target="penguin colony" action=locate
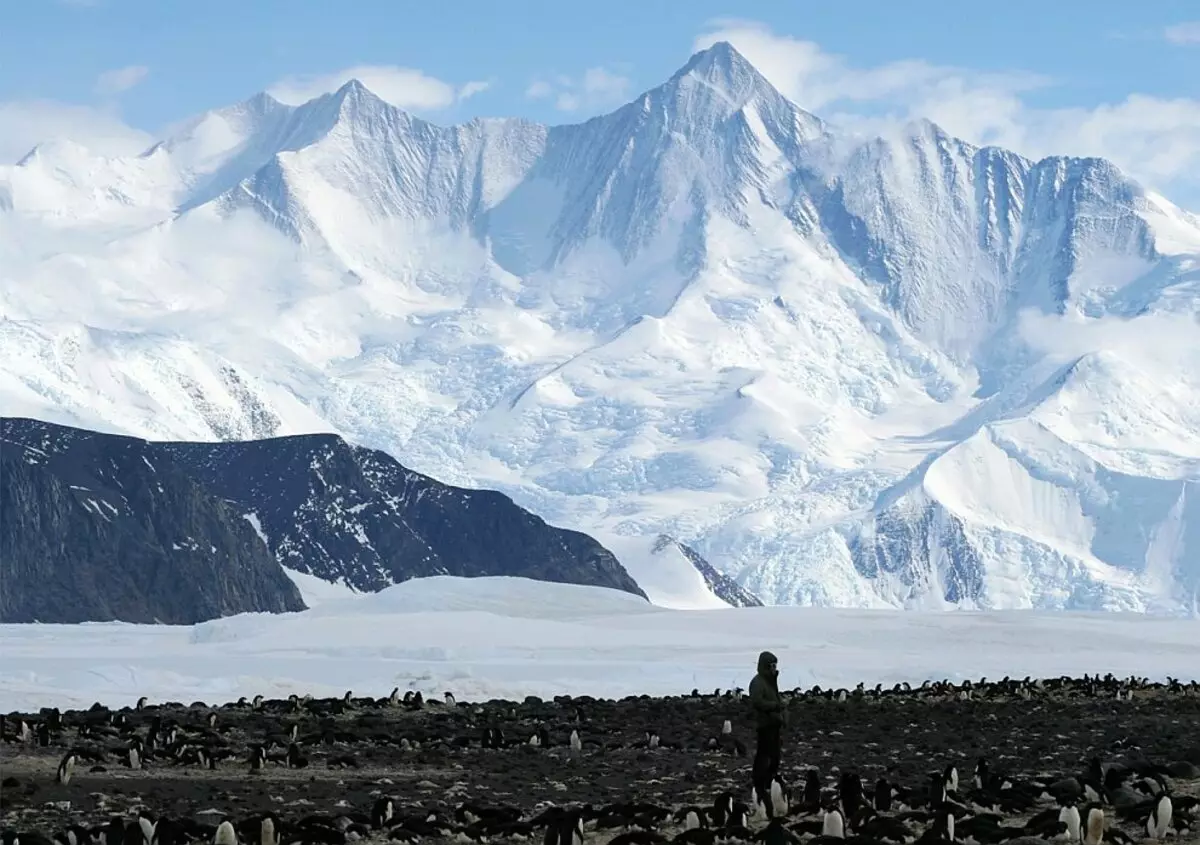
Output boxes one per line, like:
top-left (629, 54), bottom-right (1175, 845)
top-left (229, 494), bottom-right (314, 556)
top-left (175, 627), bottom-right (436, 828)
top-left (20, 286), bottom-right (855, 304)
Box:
top-left (2, 675), bottom-right (1199, 845)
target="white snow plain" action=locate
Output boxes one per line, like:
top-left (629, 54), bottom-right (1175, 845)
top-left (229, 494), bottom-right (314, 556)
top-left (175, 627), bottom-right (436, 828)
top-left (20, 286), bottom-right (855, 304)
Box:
top-left (0, 576), bottom-right (1197, 713)
top-left (3, 43), bottom-right (1200, 613)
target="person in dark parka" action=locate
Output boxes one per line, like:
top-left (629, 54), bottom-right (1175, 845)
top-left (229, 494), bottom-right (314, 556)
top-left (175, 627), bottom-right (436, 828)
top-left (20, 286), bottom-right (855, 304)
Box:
top-left (749, 650), bottom-right (786, 814)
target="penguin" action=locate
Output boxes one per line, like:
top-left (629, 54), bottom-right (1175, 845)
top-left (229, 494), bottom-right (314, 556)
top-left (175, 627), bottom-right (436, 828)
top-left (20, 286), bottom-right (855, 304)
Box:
top-left (770, 778), bottom-right (789, 818)
top-left (372, 798), bottom-right (396, 829)
top-left (137, 811), bottom-right (156, 845)
top-left (213, 821), bottom-right (237, 845)
top-left (251, 695), bottom-right (264, 710)
top-left (1059, 805), bottom-right (1081, 843)
top-left (721, 720), bottom-right (732, 736)
top-left (944, 764), bottom-right (959, 795)
top-left (125, 743), bottom-right (142, 771)
top-left (101, 816), bottom-right (126, 845)
top-left (56, 750), bottom-right (78, 785)
top-left (710, 792), bottom-right (736, 828)
top-left (257, 814), bottom-right (280, 845)
top-left (389, 687), bottom-right (400, 705)
top-left (286, 743), bottom-right (308, 769)
top-left (568, 729), bottom-right (582, 752)
top-left (56, 825), bottom-right (92, 845)
top-left (248, 745), bottom-right (267, 772)
top-left (153, 817), bottom-right (186, 845)
top-left (839, 771), bottom-right (865, 819)
top-left (444, 692), bottom-right (457, 707)
top-left (873, 777), bottom-right (892, 812)
top-left (136, 696), bottom-right (148, 711)
top-left (36, 721), bottom-right (51, 747)
top-left (821, 809), bottom-right (845, 839)
top-left (1083, 806), bottom-right (1104, 845)
top-left (544, 810), bottom-right (584, 845)
top-left (1147, 795), bottom-right (1172, 841)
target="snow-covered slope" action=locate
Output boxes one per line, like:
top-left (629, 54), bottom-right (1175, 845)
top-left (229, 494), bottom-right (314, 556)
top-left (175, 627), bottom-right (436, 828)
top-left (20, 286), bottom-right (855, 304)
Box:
top-left (2, 575), bottom-right (1198, 711)
top-left (2, 42), bottom-right (1200, 613)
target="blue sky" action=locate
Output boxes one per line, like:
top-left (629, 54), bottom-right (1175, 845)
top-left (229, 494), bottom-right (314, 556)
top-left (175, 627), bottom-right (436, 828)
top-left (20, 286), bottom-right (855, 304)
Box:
top-left (2, 0), bottom-right (1199, 204)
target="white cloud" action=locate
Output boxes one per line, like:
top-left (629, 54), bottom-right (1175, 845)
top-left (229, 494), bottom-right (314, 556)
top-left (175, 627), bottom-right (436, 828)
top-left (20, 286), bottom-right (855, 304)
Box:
top-left (267, 65), bottom-right (489, 110)
top-left (525, 67), bottom-right (631, 113)
top-left (0, 100), bottom-right (152, 164)
top-left (693, 19), bottom-right (1200, 207)
top-left (1164, 22), bottom-right (1200, 44)
top-left (94, 65), bottom-right (149, 96)
top-left (1017, 309), bottom-right (1200, 372)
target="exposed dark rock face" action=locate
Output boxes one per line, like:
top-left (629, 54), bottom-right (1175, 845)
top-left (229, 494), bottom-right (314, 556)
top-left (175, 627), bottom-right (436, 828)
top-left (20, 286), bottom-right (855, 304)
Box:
top-left (158, 433), bottom-right (648, 599)
top-left (0, 418), bottom-right (306, 624)
top-left (652, 534), bottom-right (764, 607)
top-left (1, 418), bottom-right (649, 623)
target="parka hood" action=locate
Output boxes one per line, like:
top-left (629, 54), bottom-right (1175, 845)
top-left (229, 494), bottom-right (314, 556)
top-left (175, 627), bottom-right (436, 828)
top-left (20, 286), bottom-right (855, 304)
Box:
top-left (757, 651), bottom-right (778, 674)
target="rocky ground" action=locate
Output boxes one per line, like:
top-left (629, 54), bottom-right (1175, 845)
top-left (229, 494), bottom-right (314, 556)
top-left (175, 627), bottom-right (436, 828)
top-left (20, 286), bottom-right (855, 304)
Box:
top-left (2, 681), bottom-right (1199, 844)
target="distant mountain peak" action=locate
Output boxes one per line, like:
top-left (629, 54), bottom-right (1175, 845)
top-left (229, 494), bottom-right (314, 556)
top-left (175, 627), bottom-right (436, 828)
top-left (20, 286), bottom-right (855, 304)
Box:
top-left (675, 41), bottom-right (760, 89)
top-left (657, 40), bottom-right (810, 121)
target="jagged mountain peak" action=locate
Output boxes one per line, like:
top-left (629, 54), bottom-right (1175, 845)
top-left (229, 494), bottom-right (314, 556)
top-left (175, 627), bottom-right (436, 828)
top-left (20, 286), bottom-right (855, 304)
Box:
top-left (670, 41), bottom-right (778, 103)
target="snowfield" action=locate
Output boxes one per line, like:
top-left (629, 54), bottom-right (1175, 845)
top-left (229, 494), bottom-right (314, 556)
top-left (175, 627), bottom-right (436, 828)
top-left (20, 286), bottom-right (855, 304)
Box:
top-left (0, 576), bottom-right (1197, 713)
top-left (2, 43), bottom-right (1200, 612)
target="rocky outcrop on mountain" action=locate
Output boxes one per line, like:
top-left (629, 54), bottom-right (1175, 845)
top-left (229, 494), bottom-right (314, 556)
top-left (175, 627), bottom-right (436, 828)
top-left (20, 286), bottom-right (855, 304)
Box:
top-left (0, 417), bottom-right (648, 623)
top-left (0, 417), bottom-right (305, 623)
top-left (158, 434), bottom-right (647, 598)
top-left (652, 535), bottom-right (763, 607)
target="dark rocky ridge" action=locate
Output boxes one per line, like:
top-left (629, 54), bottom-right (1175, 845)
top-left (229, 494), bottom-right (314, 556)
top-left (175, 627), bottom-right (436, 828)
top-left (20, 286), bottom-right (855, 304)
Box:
top-left (156, 433), bottom-right (647, 598)
top-left (0, 418), bottom-right (305, 624)
top-left (653, 534), bottom-right (764, 607)
top-left (0, 416), bottom-right (647, 624)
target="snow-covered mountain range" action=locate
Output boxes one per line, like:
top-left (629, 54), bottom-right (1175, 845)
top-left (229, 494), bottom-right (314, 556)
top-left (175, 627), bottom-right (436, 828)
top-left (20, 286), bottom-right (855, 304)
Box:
top-left (3, 42), bottom-right (1199, 613)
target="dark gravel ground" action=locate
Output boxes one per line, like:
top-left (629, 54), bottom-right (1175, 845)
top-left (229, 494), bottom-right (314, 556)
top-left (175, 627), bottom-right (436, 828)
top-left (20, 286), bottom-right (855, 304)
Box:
top-left (2, 682), bottom-right (1199, 844)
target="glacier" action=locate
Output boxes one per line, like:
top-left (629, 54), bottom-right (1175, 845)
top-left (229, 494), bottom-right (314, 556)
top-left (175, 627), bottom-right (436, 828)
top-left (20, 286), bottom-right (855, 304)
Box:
top-left (2, 41), bottom-right (1199, 613)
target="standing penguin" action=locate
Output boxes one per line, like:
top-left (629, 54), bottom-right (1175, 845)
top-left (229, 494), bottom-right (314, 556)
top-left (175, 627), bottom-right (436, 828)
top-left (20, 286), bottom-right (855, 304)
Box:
top-left (1147, 795), bottom-right (1173, 841)
top-left (56, 751), bottom-right (77, 785)
top-left (212, 821), bottom-right (237, 845)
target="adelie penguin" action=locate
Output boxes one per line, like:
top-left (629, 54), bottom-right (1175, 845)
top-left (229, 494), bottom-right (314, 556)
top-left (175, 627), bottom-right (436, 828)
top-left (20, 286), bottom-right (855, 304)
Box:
top-left (1147, 795), bottom-right (1173, 841)
top-left (213, 821), bottom-right (238, 845)
top-left (136, 810), bottom-right (156, 845)
top-left (124, 738), bottom-right (143, 770)
top-left (1058, 804), bottom-right (1082, 843)
top-left (543, 810), bottom-right (584, 845)
top-left (821, 808), bottom-right (845, 838)
top-left (371, 798), bottom-right (396, 829)
top-left (56, 750), bottom-right (78, 785)
top-left (1083, 806), bottom-right (1105, 845)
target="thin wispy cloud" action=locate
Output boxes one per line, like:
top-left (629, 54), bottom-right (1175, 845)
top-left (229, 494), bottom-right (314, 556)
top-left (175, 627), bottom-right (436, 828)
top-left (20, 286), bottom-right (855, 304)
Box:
top-left (0, 100), bottom-right (152, 163)
top-left (268, 65), bottom-right (489, 110)
top-left (94, 65), bottom-right (149, 96)
top-left (525, 67), bottom-right (631, 113)
top-left (1164, 22), bottom-right (1200, 44)
top-left (693, 18), bottom-right (1200, 204)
